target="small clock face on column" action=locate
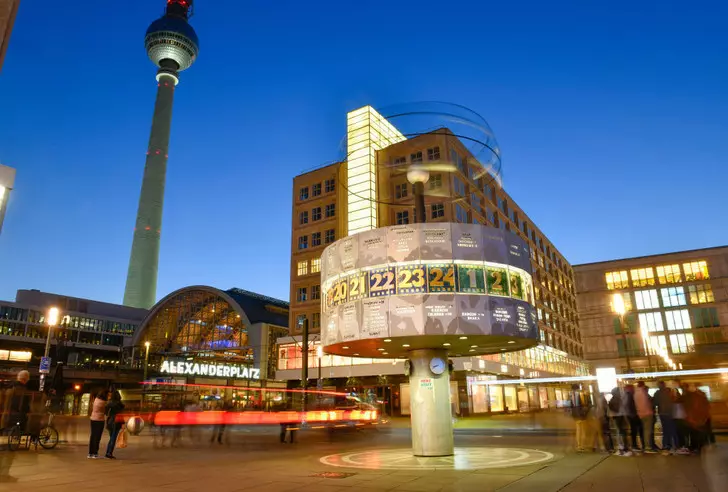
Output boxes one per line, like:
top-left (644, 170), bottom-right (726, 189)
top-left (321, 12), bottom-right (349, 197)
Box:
top-left (429, 357), bottom-right (446, 375)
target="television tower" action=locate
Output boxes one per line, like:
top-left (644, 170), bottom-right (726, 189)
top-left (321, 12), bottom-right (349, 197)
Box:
top-left (124, 0), bottom-right (199, 309)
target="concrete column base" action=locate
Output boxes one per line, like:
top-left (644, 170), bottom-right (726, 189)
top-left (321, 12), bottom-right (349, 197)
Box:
top-left (408, 348), bottom-right (454, 457)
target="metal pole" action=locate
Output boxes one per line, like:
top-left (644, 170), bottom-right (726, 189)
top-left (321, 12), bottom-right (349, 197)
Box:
top-left (144, 343), bottom-right (150, 381)
top-left (413, 181), bottom-right (426, 223)
top-left (39, 325), bottom-right (53, 392)
top-left (620, 314), bottom-right (632, 372)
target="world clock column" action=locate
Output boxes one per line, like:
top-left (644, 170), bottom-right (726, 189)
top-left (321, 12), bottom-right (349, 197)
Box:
top-left (408, 348), bottom-right (454, 456)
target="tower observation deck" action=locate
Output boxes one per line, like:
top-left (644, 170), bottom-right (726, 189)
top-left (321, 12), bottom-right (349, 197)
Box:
top-left (123, 0), bottom-right (199, 309)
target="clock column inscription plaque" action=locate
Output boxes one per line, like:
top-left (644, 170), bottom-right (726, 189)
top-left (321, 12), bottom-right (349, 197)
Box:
top-left (408, 348), bottom-right (454, 456)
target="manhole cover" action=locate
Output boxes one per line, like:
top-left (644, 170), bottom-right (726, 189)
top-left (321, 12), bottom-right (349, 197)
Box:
top-left (311, 472), bottom-right (357, 479)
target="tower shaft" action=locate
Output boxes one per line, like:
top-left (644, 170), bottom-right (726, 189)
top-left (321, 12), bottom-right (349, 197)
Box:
top-left (123, 70), bottom-right (177, 309)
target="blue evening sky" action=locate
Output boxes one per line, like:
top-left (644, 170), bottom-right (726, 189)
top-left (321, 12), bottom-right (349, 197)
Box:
top-left (0, 1), bottom-right (726, 305)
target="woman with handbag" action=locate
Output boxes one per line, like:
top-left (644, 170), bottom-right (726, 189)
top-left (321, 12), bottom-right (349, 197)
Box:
top-left (104, 390), bottom-right (125, 459)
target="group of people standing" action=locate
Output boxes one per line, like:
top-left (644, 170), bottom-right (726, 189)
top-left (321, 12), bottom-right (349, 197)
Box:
top-left (572, 380), bottom-right (713, 456)
top-left (88, 389), bottom-right (125, 459)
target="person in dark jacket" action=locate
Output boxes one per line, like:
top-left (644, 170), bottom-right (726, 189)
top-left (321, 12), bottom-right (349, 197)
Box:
top-left (624, 385), bottom-right (644, 452)
top-left (6, 371), bottom-right (31, 431)
top-left (104, 390), bottom-right (125, 459)
top-left (653, 381), bottom-right (676, 453)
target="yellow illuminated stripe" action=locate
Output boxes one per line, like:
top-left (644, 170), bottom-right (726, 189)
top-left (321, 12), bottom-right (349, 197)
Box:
top-left (473, 367), bottom-right (728, 386)
top-left (346, 106), bottom-right (406, 235)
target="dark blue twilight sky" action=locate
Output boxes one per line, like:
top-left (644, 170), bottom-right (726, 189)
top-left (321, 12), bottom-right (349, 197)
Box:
top-left (0, 1), bottom-right (726, 305)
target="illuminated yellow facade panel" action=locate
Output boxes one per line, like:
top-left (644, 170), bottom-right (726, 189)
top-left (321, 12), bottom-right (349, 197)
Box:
top-left (656, 264), bottom-right (682, 284)
top-left (605, 270), bottom-right (629, 290)
top-left (630, 267), bottom-right (655, 287)
top-left (683, 260), bottom-right (709, 281)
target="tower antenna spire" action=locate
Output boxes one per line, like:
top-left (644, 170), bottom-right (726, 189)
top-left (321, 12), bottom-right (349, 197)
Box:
top-left (123, 1), bottom-right (199, 309)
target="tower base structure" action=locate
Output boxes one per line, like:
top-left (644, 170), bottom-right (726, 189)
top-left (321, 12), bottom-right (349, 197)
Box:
top-left (408, 348), bottom-right (454, 457)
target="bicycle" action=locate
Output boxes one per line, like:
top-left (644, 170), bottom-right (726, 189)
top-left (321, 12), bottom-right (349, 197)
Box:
top-left (5, 411), bottom-right (59, 451)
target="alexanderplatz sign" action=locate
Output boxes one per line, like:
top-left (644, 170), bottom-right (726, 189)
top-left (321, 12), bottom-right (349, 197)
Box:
top-left (160, 359), bottom-right (260, 380)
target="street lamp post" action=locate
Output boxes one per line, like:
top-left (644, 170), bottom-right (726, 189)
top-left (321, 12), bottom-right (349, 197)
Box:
top-left (612, 294), bottom-right (632, 373)
top-left (143, 341), bottom-right (151, 381)
top-left (39, 307), bottom-right (60, 393)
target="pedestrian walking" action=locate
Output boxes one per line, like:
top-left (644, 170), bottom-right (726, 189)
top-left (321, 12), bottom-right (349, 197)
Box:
top-left (624, 384), bottom-right (643, 452)
top-left (683, 383), bottom-right (710, 454)
top-left (104, 390), bottom-right (125, 459)
top-left (635, 381), bottom-right (658, 453)
top-left (608, 387), bottom-right (632, 456)
top-left (673, 382), bottom-right (691, 454)
top-left (591, 392), bottom-right (613, 453)
top-left (653, 381), bottom-right (677, 454)
top-left (570, 384), bottom-right (590, 451)
top-left (88, 390), bottom-right (108, 459)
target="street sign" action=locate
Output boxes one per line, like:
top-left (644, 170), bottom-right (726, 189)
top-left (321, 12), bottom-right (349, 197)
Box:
top-left (39, 356), bottom-right (51, 374)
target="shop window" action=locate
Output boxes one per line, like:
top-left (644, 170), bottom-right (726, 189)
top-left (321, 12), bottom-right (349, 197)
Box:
top-left (312, 183), bottom-right (322, 197)
top-left (657, 264), bottom-right (681, 284)
top-left (688, 284), bottom-right (714, 304)
top-left (395, 183), bottom-right (408, 199)
top-left (634, 289), bottom-right (659, 310)
top-left (297, 261), bottom-right (308, 276)
top-left (683, 261), bottom-right (709, 281)
top-left (630, 267), bottom-right (655, 287)
top-left (299, 187), bottom-right (309, 201)
top-left (311, 232), bottom-right (321, 247)
top-left (325, 178), bottom-right (335, 193)
top-left (665, 309), bottom-right (691, 331)
top-left (311, 258), bottom-right (321, 273)
top-left (692, 307), bottom-right (719, 328)
top-left (661, 287), bottom-right (686, 307)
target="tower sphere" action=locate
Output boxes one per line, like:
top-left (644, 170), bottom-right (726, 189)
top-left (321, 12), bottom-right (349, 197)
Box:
top-left (145, 16), bottom-right (199, 71)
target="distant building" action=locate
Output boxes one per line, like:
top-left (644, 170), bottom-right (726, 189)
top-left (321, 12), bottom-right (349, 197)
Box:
top-left (0, 163), bottom-right (15, 235)
top-left (0, 0), bottom-right (20, 72)
top-left (574, 246), bottom-right (728, 373)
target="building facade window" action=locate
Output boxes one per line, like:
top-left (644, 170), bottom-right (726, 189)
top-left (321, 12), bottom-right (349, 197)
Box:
top-left (429, 174), bottom-right (442, 189)
top-left (661, 287), bottom-right (686, 307)
top-left (470, 193), bottom-right (482, 215)
top-left (692, 307), bottom-right (719, 328)
top-left (312, 312), bottom-right (321, 329)
top-left (410, 151), bottom-right (423, 163)
top-left (297, 261), bottom-right (308, 276)
top-left (312, 183), bottom-right (322, 196)
top-left (396, 210), bottom-right (409, 224)
top-left (657, 264), bottom-right (681, 284)
top-left (617, 292), bottom-right (633, 312)
top-left (638, 312), bottom-right (664, 333)
top-left (634, 289), bottom-right (659, 310)
top-left (297, 287), bottom-right (307, 302)
top-left (665, 309), bottom-right (691, 331)
top-left (325, 204), bottom-right (335, 218)
top-left (431, 203), bottom-right (444, 219)
top-left (393, 156), bottom-right (406, 166)
top-left (455, 204), bottom-right (467, 223)
top-left (299, 211), bottom-right (308, 225)
top-left (325, 229), bottom-right (335, 244)
top-left (670, 333), bottom-right (694, 354)
top-left (311, 258), bottom-right (321, 273)
top-left (298, 236), bottom-right (308, 250)
top-left (311, 285), bottom-right (320, 300)
top-left (683, 260), bottom-right (709, 281)
top-left (451, 149), bottom-right (464, 173)
top-left (630, 267), bottom-right (655, 287)
top-left (295, 314), bottom-right (307, 329)
top-left (427, 146), bottom-right (440, 160)
top-left (325, 178), bottom-right (335, 193)
top-left (606, 271), bottom-right (629, 290)
top-left (453, 177), bottom-right (466, 196)
top-left (311, 232), bottom-right (321, 247)
top-left (688, 284), bottom-right (714, 304)
top-left (395, 183), bottom-right (408, 199)
top-left (299, 187), bottom-right (309, 201)
top-left (312, 207), bottom-right (322, 221)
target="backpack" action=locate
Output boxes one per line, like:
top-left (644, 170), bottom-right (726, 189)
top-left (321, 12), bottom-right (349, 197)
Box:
top-left (608, 393), bottom-right (621, 413)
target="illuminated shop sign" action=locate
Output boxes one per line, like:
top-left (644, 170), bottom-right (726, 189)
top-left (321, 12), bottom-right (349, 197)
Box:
top-left (160, 359), bottom-right (260, 379)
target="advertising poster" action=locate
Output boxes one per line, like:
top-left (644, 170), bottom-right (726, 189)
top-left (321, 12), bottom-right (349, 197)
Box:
top-left (457, 264), bottom-right (486, 293)
top-left (339, 302), bottom-right (361, 343)
top-left (388, 296), bottom-right (426, 337)
top-left (508, 268), bottom-right (525, 301)
top-left (322, 305), bottom-right (341, 346)
top-left (426, 263), bottom-right (456, 293)
top-left (456, 295), bottom-right (491, 335)
top-left (451, 223), bottom-right (485, 262)
top-left (506, 233), bottom-right (532, 272)
top-left (387, 225), bottom-right (420, 263)
top-left (339, 235), bottom-right (359, 272)
top-left (358, 228), bottom-right (388, 267)
top-left (419, 223), bottom-right (452, 260)
top-left (361, 297), bottom-right (390, 339)
top-left (485, 264), bottom-right (510, 297)
top-left (423, 294), bottom-right (457, 335)
top-left (482, 228), bottom-right (508, 264)
top-left (323, 243), bottom-right (341, 278)
top-left (488, 296), bottom-right (517, 337)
